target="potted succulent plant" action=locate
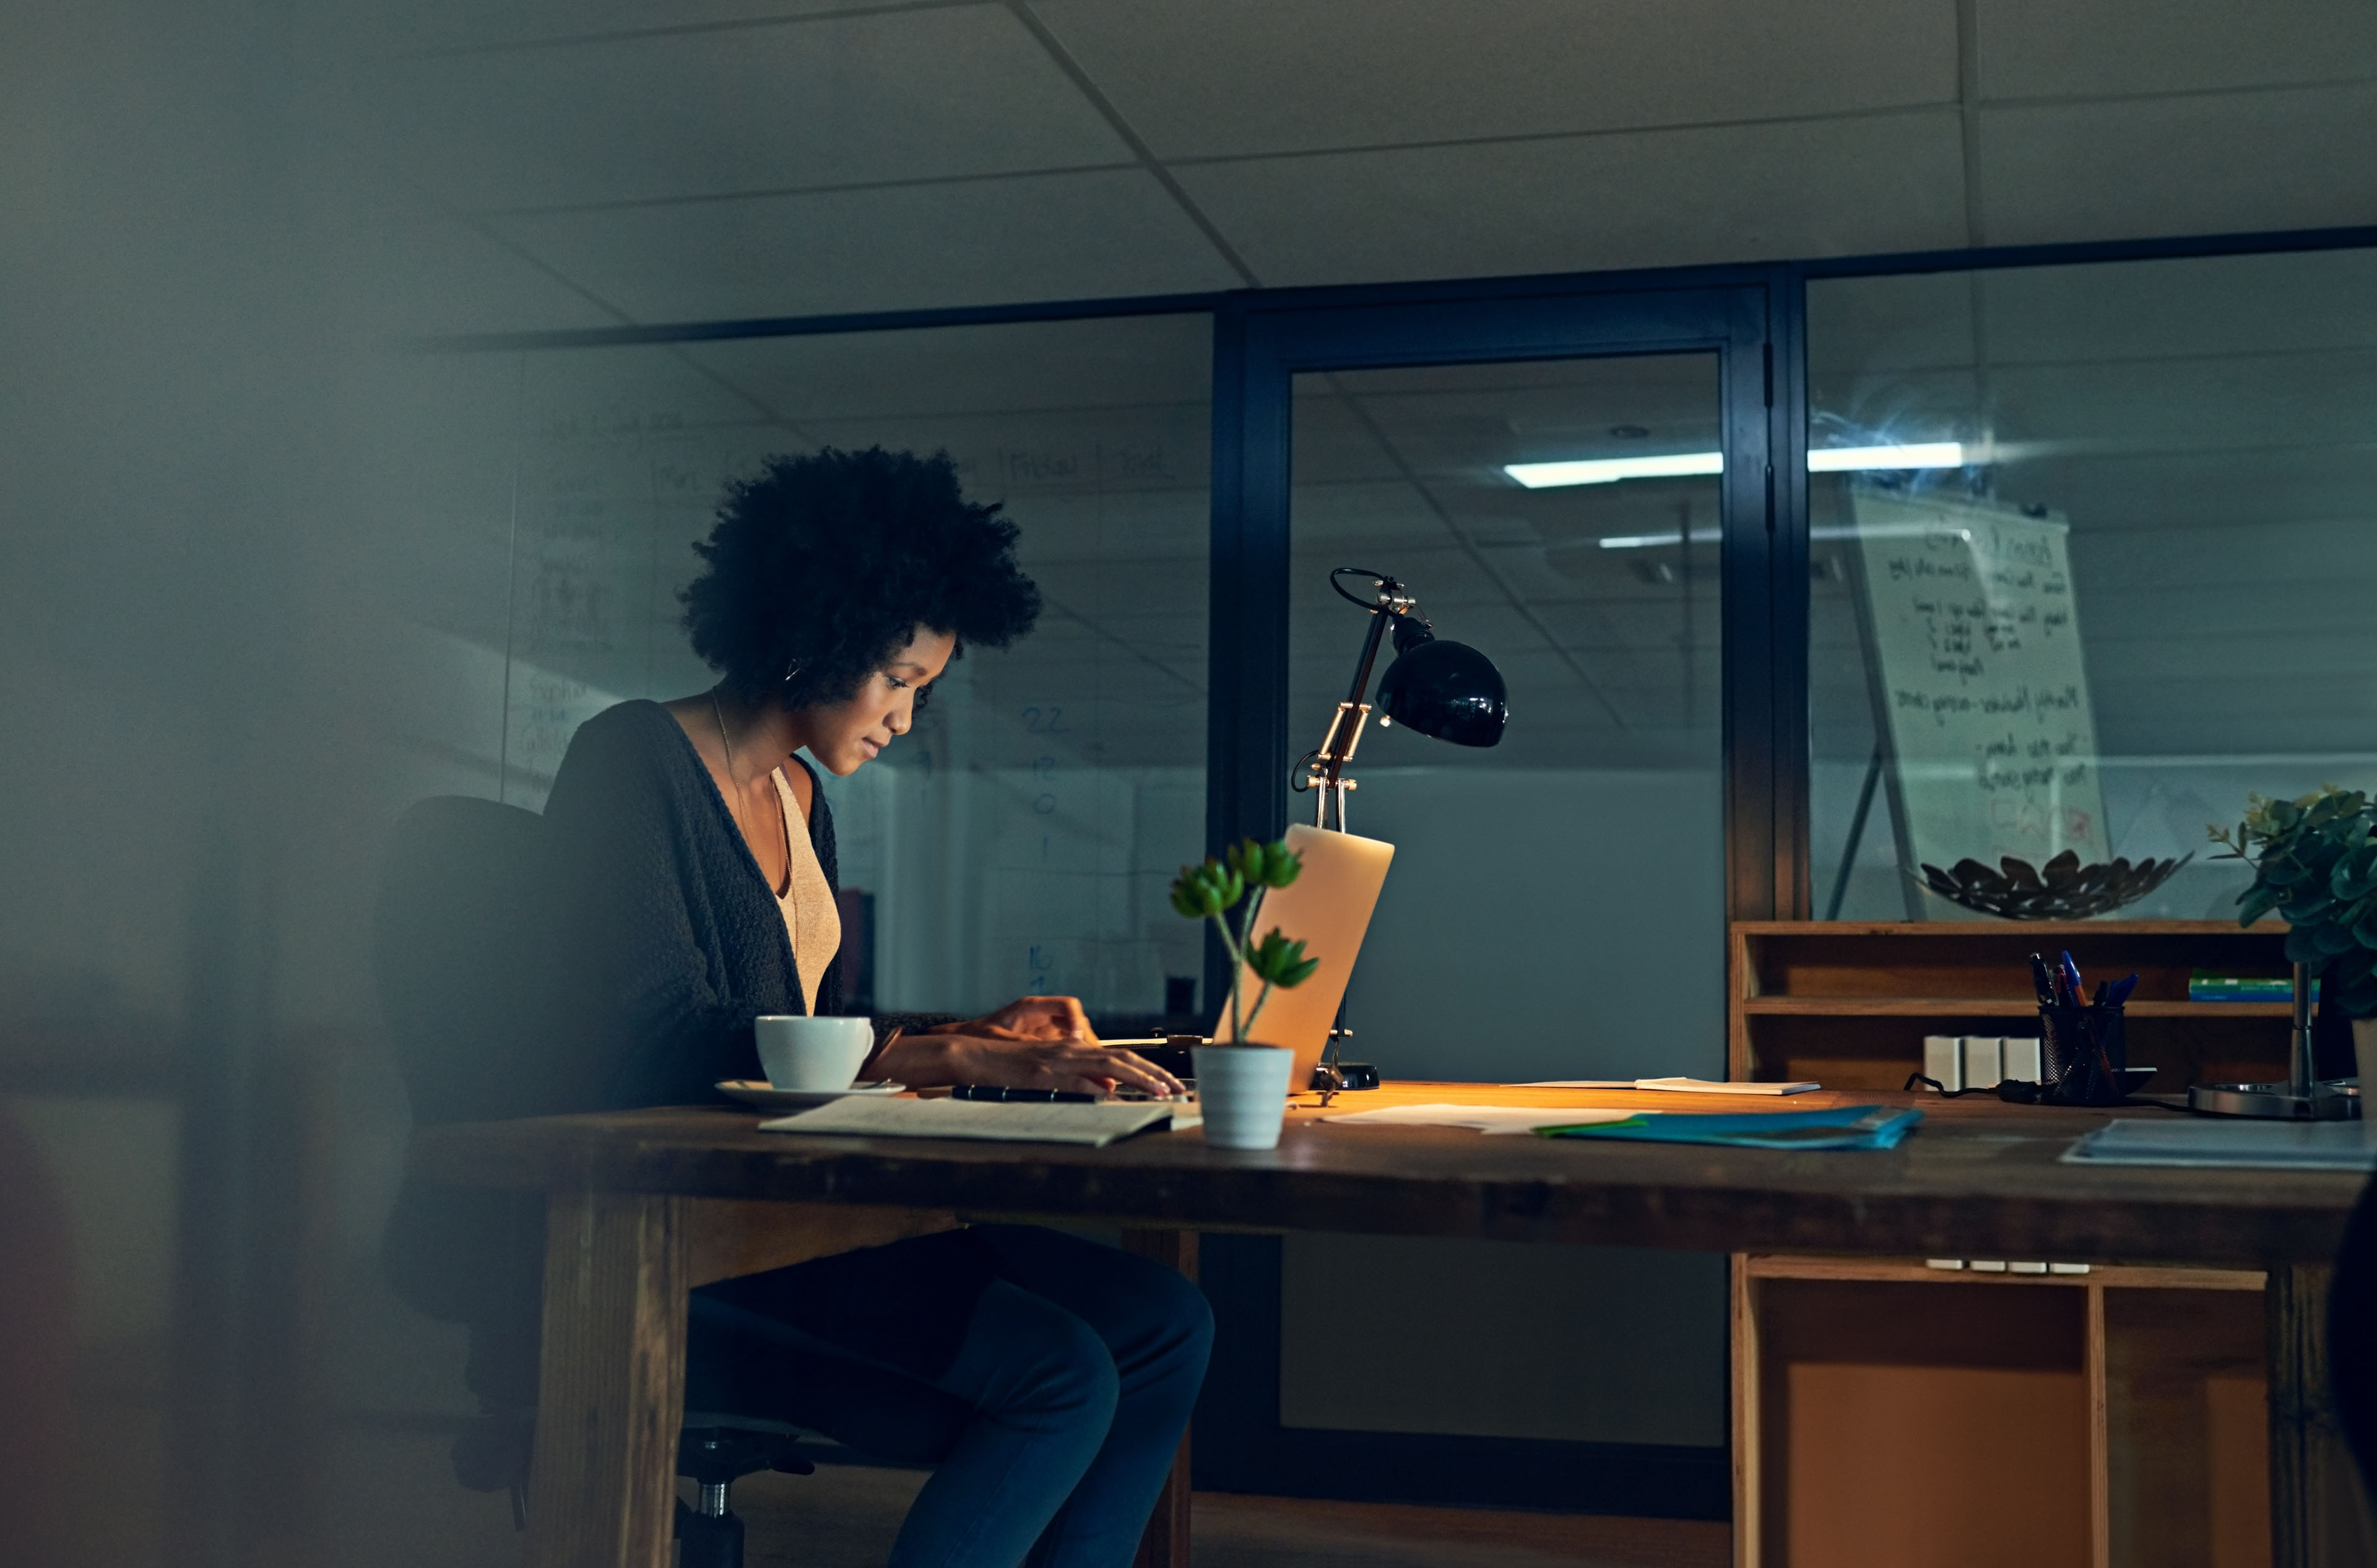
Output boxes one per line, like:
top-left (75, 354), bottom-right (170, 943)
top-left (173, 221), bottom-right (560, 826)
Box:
top-left (1170, 838), bottom-right (1320, 1150)
top-left (2210, 786), bottom-right (2377, 1080)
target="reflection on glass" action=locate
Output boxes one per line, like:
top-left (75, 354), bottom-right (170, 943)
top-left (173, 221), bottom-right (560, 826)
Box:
top-left (495, 315), bottom-right (1211, 1019)
top-left (1281, 354), bottom-right (1731, 1456)
top-left (1809, 249), bottom-right (2377, 920)
top-left (1288, 354), bottom-right (1725, 1087)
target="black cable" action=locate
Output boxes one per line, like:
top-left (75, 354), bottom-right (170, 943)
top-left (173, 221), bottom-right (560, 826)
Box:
top-left (1328, 566), bottom-right (1393, 608)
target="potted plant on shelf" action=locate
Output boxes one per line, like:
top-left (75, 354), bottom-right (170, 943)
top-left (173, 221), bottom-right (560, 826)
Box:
top-left (2210, 785), bottom-right (2377, 1081)
top-left (1170, 839), bottom-right (1321, 1150)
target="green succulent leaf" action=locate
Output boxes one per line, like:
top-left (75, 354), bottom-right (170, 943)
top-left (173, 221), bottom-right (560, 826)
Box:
top-left (1245, 928), bottom-right (1321, 989)
top-left (1224, 837), bottom-right (1305, 891)
top-left (1168, 858), bottom-right (1246, 919)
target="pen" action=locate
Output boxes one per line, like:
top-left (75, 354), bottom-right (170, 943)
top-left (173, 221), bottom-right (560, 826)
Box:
top-left (2059, 952), bottom-right (2085, 1008)
top-left (2028, 954), bottom-right (2057, 1007)
top-left (2107, 974), bottom-right (2137, 1006)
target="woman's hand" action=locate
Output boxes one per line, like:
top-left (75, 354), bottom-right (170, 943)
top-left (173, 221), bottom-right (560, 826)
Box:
top-left (942, 1036), bottom-right (1186, 1098)
top-left (944, 995), bottom-right (1095, 1043)
top-left (870, 996), bottom-right (1187, 1098)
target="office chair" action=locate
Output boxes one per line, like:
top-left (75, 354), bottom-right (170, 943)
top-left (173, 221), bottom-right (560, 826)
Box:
top-left (375, 794), bottom-right (813, 1564)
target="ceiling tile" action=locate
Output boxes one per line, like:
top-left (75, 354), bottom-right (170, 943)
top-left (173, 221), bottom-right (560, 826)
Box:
top-left (683, 314), bottom-right (1212, 422)
top-left (1808, 271), bottom-right (1981, 378)
top-left (1978, 249), bottom-right (2377, 363)
top-left (364, 0), bottom-right (893, 56)
top-left (1975, 0), bottom-right (2377, 100)
top-left (375, 6), bottom-right (1127, 212)
top-left (487, 169), bottom-right (1243, 320)
top-left (371, 212), bottom-right (627, 337)
top-left (1034, 0), bottom-right (1957, 160)
top-left (1176, 111), bottom-right (1970, 286)
top-left (1978, 84), bottom-right (2377, 245)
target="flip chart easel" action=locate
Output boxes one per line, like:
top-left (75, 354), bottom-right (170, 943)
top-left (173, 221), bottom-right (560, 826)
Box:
top-left (1826, 486), bottom-right (2109, 919)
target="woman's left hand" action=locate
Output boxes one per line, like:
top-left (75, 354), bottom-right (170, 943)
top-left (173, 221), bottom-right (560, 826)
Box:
top-left (948, 995), bottom-right (1095, 1042)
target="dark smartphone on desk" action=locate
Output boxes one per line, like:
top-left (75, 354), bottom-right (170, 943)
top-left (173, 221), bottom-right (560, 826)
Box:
top-left (951, 1085), bottom-right (1184, 1103)
top-left (951, 1085), bottom-right (1098, 1104)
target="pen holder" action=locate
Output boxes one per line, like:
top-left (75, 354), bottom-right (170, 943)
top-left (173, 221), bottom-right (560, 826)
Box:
top-left (2040, 1002), bottom-right (2126, 1107)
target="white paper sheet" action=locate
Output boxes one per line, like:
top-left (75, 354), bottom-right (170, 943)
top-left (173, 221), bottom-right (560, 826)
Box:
top-left (1318, 1103), bottom-right (1649, 1135)
top-left (759, 1097), bottom-right (1193, 1146)
top-left (1520, 1078), bottom-right (1821, 1094)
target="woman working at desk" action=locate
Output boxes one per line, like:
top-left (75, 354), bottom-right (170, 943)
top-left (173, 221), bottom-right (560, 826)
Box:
top-left (542, 447), bottom-right (1209, 1568)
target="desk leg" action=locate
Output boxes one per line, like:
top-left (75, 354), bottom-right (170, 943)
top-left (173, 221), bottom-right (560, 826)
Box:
top-left (2269, 1262), bottom-right (2377, 1568)
top-left (527, 1190), bottom-right (689, 1568)
top-left (1122, 1229), bottom-right (1199, 1568)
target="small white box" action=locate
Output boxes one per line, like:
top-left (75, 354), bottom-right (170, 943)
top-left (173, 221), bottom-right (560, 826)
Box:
top-left (1970, 1260), bottom-right (2009, 1272)
top-left (1923, 1035), bottom-right (1962, 1092)
top-left (2002, 1037), bottom-right (2043, 1082)
top-left (2048, 1263), bottom-right (2091, 1276)
top-left (2010, 1261), bottom-right (2049, 1275)
top-left (1962, 1036), bottom-right (2004, 1090)
top-left (1925, 1258), bottom-right (1966, 1270)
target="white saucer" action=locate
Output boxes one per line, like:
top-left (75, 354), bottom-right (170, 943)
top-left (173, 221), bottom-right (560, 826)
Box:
top-left (716, 1080), bottom-right (904, 1110)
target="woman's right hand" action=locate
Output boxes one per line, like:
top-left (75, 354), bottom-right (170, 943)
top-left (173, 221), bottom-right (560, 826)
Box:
top-left (875, 1031), bottom-right (1186, 1098)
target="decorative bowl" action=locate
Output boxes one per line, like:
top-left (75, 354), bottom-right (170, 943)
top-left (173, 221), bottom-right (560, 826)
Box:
top-left (1917, 849), bottom-right (2192, 920)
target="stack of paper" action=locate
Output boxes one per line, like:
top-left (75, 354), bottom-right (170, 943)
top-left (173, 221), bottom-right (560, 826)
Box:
top-left (760, 1097), bottom-right (1193, 1147)
top-left (2064, 1118), bottom-right (2377, 1171)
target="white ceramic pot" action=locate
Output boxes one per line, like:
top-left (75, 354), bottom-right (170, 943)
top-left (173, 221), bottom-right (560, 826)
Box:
top-left (2354, 1017), bottom-right (2375, 1089)
top-left (1192, 1044), bottom-right (1295, 1150)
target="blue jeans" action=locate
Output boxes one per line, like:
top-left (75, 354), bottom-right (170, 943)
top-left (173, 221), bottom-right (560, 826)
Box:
top-left (686, 1224), bottom-right (1213, 1568)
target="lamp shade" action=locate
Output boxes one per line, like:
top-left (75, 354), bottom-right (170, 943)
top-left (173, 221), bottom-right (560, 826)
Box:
top-left (1377, 634), bottom-right (1507, 747)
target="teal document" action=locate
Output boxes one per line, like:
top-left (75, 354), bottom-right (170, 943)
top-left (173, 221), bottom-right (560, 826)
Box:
top-left (1535, 1105), bottom-right (1923, 1151)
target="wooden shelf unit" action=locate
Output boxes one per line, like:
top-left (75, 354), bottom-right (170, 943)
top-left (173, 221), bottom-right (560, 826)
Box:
top-left (1730, 920), bottom-right (2295, 1093)
top-left (1734, 1254), bottom-right (2274, 1568)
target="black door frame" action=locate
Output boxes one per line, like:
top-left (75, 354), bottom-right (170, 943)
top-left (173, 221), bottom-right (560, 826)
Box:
top-left (1195, 279), bottom-right (1796, 1517)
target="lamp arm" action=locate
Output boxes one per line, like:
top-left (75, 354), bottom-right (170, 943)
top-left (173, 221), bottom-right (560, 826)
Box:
top-left (1297, 570), bottom-right (1419, 831)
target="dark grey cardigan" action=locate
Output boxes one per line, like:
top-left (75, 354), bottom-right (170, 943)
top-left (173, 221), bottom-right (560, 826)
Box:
top-left (542, 699), bottom-right (847, 1111)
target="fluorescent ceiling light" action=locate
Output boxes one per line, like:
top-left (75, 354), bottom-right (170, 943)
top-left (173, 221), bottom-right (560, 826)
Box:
top-left (1807, 442), bottom-right (1965, 472)
top-left (1598, 523), bottom-right (1974, 550)
top-left (1504, 452), bottom-right (1724, 487)
top-left (1505, 442), bottom-right (1965, 490)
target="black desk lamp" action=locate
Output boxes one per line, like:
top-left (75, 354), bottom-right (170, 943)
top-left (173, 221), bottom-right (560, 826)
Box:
top-left (1292, 568), bottom-right (1508, 1091)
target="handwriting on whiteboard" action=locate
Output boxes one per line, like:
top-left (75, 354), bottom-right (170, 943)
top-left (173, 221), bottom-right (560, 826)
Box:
top-left (1850, 491), bottom-right (2109, 873)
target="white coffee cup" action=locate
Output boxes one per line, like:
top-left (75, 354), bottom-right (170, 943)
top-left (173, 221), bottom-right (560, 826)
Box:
top-left (755, 1016), bottom-right (875, 1092)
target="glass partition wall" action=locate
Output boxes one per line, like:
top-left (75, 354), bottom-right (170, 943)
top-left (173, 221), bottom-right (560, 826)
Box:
top-left (497, 314), bottom-right (1212, 1023)
top-left (1808, 248), bottom-right (2377, 922)
top-left (1287, 355), bottom-right (1728, 1083)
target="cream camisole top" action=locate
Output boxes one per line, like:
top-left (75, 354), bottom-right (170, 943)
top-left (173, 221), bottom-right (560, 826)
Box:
top-left (769, 768), bottom-right (841, 1016)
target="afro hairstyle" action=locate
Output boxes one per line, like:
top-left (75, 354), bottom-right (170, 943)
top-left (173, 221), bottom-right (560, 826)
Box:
top-left (680, 446), bottom-right (1041, 711)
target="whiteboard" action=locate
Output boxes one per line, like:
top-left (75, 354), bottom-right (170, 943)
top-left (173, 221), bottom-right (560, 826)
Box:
top-left (1844, 488), bottom-right (2109, 909)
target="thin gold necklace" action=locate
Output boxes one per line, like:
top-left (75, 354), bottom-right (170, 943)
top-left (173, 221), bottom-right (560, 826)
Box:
top-left (712, 689), bottom-right (787, 886)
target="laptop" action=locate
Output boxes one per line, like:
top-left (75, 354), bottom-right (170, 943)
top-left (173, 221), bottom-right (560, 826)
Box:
top-left (1208, 823), bottom-right (1395, 1088)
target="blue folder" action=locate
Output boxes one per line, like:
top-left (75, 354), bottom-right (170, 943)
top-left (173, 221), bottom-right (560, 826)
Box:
top-left (1534, 1104), bottom-right (1923, 1150)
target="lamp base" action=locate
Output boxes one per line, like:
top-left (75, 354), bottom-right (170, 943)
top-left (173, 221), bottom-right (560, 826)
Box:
top-left (2186, 1079), bottom-right (2360, 1119)
top-left (1311, 1061), bottom-right (1382, 1092)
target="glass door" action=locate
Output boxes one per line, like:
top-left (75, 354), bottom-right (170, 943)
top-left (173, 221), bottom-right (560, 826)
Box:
top-left (1197, 286), bottom-right (1778, 1515)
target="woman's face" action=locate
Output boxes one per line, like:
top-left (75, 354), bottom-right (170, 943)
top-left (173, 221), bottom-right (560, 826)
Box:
top-left (800, 625), bottom-right (958, 776)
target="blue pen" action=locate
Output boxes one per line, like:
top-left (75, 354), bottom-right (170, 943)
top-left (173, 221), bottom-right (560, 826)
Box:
top-left (2060, 952), bottom-right (2085, 1007)
top-left (2107, 973), bottom-right (2138, 1007)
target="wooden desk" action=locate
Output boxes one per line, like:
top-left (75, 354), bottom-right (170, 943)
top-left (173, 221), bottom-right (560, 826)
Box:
top-left (412, 1085), bottom-right (2371, 1568)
